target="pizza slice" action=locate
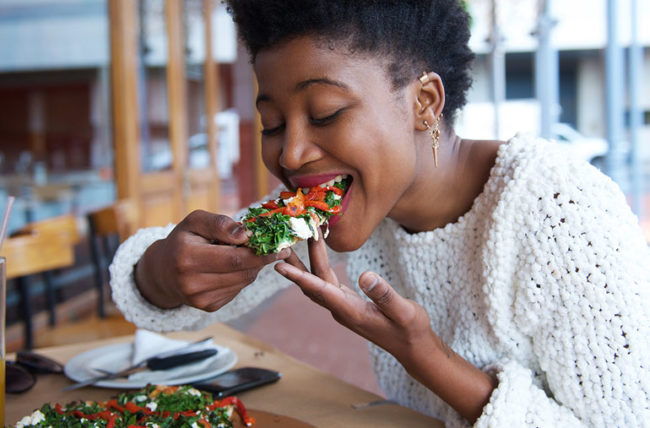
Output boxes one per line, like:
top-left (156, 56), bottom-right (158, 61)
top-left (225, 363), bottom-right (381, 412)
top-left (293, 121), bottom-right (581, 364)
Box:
top-left (242, 175), bottom-right (351, 255)
top-left (14, 384), bottom-right (255, 427)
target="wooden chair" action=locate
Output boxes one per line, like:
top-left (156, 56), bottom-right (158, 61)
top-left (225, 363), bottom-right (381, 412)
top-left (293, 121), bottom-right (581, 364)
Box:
top-left (13, 214), bottom-right (81, 327)
top-left (86, 199), bottom-right (138, 318)
top-left (15, 214), bottom-right (81, 245)
top-left (1, 229), bottom-right (76, 349)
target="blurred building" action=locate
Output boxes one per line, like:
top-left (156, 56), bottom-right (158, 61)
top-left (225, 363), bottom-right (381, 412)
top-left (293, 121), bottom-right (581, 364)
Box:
top-left (458, 0), bottom-right (650, 162)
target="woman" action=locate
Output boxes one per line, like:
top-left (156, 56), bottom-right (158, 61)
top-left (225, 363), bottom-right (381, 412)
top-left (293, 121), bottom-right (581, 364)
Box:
top-left (110, 1), bottom-right (650, 426)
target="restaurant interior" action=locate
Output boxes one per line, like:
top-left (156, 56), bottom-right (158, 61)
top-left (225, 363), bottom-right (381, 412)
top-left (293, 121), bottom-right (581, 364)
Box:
top-left (1, 0), bottom-right (649, 426)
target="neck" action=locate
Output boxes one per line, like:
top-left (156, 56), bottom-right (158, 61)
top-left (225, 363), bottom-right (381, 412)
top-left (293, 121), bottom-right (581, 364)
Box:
top-left (389, 128), bottom-right (500, 233)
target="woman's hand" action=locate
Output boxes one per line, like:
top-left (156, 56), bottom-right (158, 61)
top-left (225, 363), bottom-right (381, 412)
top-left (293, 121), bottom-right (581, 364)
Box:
top-left (277, 234), bottom-right (433, 363)
top-left (275, 233), bottom-right (496, 423)
top-left (134, 210), bottom-right (290, 311)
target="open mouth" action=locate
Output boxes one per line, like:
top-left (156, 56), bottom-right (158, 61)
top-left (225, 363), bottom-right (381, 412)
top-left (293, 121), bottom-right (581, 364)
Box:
top-left (321, 175), bottom-right (351, 229)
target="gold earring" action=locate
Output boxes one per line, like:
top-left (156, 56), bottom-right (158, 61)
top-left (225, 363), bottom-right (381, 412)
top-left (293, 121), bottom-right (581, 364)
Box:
top-left (419, 72), bottom-right (430, 85)
top-left (423, 115), bottom-right (442, 167)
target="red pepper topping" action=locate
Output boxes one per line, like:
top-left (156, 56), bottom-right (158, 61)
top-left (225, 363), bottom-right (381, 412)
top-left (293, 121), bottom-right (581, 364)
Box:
top-left (106, 414), bottom-right (117, 428)
top-left (260, 207), bottom-right (285, 217)
top-left (261, 200), bottom-right (279, 209)
top-left (107, 399), bottom-right (125, 413)
top-left (305, 188), bottom-right (326, 201)
top-left (124, 401), bottom-right (154, 415)
top-left (326, 186), bottom-right (344, 195)
top-left (305, 200), bottom-right (329, 211)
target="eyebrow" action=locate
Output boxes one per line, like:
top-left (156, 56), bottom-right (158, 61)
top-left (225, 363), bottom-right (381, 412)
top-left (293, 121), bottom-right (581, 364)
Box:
top-left (256, 77), bottom-right (350, 106)
top-left (295, 77), bottom-right (349, 92)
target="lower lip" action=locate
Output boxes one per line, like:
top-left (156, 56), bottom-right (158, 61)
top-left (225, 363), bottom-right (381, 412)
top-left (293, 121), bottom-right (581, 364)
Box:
top-left (326, 182), bottom-right (352, 228)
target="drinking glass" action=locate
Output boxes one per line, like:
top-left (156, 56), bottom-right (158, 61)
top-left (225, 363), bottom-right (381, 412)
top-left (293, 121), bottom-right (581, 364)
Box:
top-left (0, 256), bottom-right (6, 427)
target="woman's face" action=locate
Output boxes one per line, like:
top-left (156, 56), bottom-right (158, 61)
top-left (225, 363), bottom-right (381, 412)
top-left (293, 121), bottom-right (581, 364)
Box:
top-left (254, 37), bottom-right (422, 252)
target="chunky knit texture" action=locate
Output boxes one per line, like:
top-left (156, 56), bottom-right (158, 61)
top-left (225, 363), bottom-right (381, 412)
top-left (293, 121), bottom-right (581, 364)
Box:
top-left (110, 135), bottom-right (650, 426)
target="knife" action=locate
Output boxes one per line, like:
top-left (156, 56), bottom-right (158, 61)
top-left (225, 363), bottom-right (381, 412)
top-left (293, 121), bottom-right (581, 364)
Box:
top-left (64, 338), bottom-right (217, 391)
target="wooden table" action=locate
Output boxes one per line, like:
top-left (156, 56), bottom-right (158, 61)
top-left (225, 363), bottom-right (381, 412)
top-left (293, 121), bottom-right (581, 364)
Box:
top-left (7, 323), bottom-right (444, 427)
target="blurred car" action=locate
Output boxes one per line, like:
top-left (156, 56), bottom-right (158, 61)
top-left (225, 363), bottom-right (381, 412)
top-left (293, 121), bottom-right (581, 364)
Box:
top-left (551, 123), bottom-right (609, 167)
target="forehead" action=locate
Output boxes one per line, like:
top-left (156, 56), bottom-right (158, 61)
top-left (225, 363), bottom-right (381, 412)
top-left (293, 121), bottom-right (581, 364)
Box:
top-left (253, 36), bottom-right (391, 96)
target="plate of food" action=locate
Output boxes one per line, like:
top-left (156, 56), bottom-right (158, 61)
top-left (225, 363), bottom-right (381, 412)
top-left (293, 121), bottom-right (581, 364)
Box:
top-left (12, 384), bottom-right (315, 428)
top-left (64, 342), bottom-right (237, 389)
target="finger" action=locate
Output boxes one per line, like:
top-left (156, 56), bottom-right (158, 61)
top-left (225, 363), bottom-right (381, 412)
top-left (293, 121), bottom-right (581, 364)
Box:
top-left (276, 263), bottom-right (392, 340)
top-left (275, 262), bottom-right (347, 307)
top-left (182, 210), bottom-right (251, 245)
top-left (177, 269), bottom-right (262, 297)
top-left (307, 229), bottom-right (338, 284)
top-left (185, 244), bottom-right (290, 273)
top-left (284, 248), bottom-right (309, 272)
top-left (183, 281), bottom-right (247, 312)
top-left (358, 271), bottom-right (411, 323)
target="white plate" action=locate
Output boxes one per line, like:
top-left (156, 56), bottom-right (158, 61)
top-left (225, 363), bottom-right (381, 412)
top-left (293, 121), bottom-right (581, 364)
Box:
top-left (64, 343), bottom-right (237, 389)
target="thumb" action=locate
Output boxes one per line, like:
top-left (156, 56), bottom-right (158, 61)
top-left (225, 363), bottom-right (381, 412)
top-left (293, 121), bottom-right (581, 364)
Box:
top-left (181, 210), bottom-right (251, 245)
top-left (359, 271), bottom-right (403, 321)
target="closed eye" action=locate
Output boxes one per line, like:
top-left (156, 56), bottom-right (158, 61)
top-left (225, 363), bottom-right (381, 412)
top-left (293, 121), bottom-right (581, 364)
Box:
top-left (261, 124), bottom-right (285, 136)
top-left (310, 108), bottom-right (345, 126)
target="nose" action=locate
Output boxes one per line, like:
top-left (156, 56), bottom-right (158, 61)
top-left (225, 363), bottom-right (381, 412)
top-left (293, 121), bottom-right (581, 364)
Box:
top-left (278, 121), bottom-right (320, 170)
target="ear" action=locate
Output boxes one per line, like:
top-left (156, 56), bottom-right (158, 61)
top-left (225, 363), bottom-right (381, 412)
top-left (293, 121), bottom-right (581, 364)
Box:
top-left (413, 72), bottom-right (445, 131)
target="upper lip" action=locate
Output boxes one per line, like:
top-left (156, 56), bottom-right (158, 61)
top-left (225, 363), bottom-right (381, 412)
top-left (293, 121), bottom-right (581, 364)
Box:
top-left (287, 173), bottom-right (346, 189)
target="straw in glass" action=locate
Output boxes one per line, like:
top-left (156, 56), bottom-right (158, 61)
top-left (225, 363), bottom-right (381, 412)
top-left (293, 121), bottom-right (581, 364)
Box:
top-left (0, 195), bottom-right (15, 252)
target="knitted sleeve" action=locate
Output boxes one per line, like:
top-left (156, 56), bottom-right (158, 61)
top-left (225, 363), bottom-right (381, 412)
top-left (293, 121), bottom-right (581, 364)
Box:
top-left (477, 140), bottom-right (650, 426)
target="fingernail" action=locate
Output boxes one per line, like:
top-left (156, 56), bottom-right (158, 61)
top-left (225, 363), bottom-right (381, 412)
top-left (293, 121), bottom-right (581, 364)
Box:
top-left (361, 274), bottom-right (378, 292)
top-left (275, 263), bottom-right (288, 275)
top-left (232, 225), bottom-right (251, 238)
top-left (277, 248), bottom-right (290, 258)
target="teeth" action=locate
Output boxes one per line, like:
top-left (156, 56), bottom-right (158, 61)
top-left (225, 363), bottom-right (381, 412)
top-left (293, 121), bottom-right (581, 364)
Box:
top-left (319, 174), bottom-right (347, 188)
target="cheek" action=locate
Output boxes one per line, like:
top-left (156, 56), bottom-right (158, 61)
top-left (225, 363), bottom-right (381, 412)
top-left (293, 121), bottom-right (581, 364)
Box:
top-left (261, 142), bottom-right (283, 178)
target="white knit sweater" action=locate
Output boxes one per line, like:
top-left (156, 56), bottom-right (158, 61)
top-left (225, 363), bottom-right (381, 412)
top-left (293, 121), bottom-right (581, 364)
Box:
top-left (110, 135), bottom-right (650, 427)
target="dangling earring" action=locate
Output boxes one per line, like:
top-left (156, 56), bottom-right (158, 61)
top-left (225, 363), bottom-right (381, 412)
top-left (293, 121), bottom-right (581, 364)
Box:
top-left (423, 114), bottom-right (442, 167)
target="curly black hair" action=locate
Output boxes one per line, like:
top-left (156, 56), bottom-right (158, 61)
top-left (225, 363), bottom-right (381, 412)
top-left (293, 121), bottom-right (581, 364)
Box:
top-left (223, 0), bottom-right (474, 122)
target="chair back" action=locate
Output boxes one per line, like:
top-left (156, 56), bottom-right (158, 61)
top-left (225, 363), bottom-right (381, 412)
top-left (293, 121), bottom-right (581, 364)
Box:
top-left (1, 230), bottom-right (75, 280)
top-left (88, 199), bottom-right (138, 242)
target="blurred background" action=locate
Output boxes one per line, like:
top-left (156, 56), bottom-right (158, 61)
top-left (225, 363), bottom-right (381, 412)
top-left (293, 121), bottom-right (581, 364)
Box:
top-left (0, 0), bottom-right (648, 392)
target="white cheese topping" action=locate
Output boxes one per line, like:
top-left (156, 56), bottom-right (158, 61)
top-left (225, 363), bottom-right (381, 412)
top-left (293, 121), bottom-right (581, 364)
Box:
top-left (16, 410), bottom-right (45, 428)
top-left (289, 217), bottom-right (314, 240)
top-left (187, 387), bottom-right (202, 396)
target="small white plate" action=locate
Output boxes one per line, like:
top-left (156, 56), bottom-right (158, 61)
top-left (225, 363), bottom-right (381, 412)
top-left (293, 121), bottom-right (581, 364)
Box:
top-left (64, 342), bottom-right (237, 389)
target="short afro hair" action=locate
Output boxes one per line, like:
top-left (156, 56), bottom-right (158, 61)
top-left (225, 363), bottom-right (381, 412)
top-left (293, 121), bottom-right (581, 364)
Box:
top-left (224, 0), bottom-right (474, 123)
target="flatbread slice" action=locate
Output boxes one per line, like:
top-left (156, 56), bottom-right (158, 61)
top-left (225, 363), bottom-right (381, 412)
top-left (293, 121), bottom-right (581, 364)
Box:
top-left (243, 175), bottom-right (351, 255)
